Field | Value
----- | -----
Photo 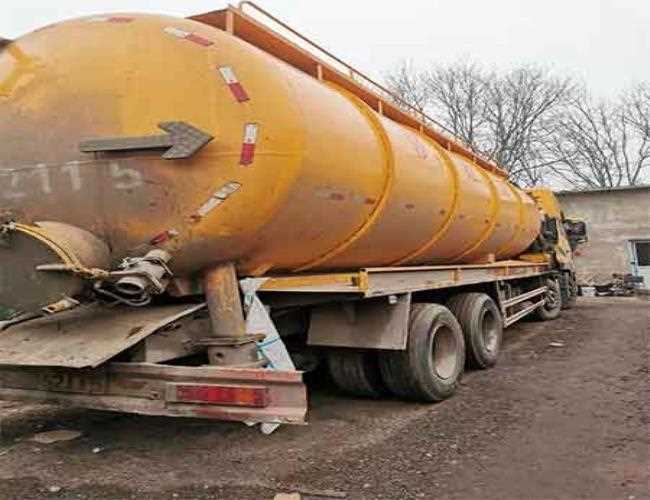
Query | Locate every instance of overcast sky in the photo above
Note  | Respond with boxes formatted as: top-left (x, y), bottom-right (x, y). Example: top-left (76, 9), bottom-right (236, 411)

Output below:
top-left (3, 1), bottom-right (649, 97)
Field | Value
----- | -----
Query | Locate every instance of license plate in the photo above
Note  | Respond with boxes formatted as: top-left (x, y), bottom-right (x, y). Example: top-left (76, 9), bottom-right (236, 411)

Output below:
top-left (39, 369), bottom-right (108, 395)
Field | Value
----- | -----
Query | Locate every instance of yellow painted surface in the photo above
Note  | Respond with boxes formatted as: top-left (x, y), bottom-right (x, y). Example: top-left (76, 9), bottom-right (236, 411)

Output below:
top-left (527, 188), bottom-right (573, 266)
top-left (528, 188), bottom-right (564, 219)
top-left (0, 14), bottom-right (542, 277)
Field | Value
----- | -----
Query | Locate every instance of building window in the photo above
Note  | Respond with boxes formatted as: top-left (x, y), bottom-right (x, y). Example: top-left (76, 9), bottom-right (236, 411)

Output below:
top-left (635, 241), bottom-right (650, 267)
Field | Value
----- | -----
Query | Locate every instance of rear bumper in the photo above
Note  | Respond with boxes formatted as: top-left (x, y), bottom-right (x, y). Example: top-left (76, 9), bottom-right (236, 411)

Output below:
top-left (0, 362), bottom-right (307, 424)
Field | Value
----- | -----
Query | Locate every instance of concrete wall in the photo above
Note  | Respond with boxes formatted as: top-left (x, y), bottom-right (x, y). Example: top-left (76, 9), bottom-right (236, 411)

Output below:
top-left (556, 186), bottom-right (650, 284)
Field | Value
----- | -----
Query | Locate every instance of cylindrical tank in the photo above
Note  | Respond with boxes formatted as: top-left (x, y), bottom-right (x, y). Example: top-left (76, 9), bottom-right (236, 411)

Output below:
top-left (0, 14), bottom-right (540, 278)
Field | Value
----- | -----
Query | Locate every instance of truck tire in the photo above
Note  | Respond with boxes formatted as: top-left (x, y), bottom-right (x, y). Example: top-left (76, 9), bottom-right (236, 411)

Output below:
top-left (327, 350), bottom-right (386, 398)
top-left (379, 303), bottom-right (465, 402)
top-left (447, 293), bottom-right (503, 369)
top-left (533, 278), bottom-right (562, 321)
top-left (561, 273), bottom-right (578, 310)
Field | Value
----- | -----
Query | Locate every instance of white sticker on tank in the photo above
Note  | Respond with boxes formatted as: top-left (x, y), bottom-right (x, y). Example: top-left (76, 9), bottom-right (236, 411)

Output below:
top-left (109, 162), bottom-right (143, 190)
top-left (86, 16), bottom-right (133, 23)
top-left (196, 181), bottom-right (242, 217)
top-left (61, 161), bottom-right (82, 191)
top-left (218, 66), bottom-right (238, 85)
top-left (164, 26), bottom-right (190, 39)
top-left (243, 123), bottom-right (258, 144)
top-left (36, 164), bottom-right (52, 194)
top-left (0, 160), bottom-right (144, 200)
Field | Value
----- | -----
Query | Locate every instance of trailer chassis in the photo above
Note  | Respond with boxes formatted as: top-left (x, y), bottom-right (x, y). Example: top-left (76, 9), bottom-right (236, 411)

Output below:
top-left (0, 260), bottom-right (559, 429)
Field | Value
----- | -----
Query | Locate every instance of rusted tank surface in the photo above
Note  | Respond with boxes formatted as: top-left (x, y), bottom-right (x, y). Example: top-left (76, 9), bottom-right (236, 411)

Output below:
top-left (0, 14), bottom-right (540, 280)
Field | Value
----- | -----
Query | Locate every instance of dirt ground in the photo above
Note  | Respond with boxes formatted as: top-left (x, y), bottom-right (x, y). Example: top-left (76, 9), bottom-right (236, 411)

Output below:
top-left (0, 297), bottom-right (648, 500)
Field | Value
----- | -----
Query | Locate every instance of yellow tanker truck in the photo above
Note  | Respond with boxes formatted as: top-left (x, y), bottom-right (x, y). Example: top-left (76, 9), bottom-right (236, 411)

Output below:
top-left (0, 3), bottom-right (586, 430)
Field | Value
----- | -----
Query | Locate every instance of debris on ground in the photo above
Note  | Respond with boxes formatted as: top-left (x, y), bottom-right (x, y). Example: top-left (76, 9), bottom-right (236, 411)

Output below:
top-left (273, 493), bottom-right (301, 500)
top-left (292, 487), bottom-right (347, 498)
top-left (549, 341), bottom-right (566, 347)
top-left (29, 430), bottom-right (82, 444)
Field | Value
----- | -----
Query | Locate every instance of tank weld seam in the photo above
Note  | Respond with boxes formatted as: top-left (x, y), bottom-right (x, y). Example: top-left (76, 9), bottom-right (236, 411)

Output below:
top-left (389, 135), bottom-right (461, 266)
top-left (236, 61), bottom-right (309, 275)
top-left (292, 82), bottom-right (395, 272)
top-left (447, 163), bottom-right (501, 262)
top-left (494, 182), bottom-right (527, 258)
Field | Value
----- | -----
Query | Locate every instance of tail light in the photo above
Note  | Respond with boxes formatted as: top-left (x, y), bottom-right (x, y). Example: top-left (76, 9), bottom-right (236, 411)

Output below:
top-left (168, 383), bottom-right (269, 407)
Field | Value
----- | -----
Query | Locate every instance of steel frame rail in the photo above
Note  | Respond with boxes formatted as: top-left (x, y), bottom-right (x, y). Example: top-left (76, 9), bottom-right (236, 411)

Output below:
top-left (257, 261), bottom-right (549, 297)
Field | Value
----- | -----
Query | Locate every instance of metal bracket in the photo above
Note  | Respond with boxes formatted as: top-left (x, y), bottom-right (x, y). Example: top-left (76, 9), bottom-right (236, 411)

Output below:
top-left (308, 293), bottom-right (411, 350)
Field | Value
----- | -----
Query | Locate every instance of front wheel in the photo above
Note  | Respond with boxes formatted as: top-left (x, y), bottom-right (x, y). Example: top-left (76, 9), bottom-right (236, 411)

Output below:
top-left (379, 303), bottom-right (465, 402)
top-left (533, 278), bottom-right (563, 321)
top-left (561, 273), bottom-right (578, 310)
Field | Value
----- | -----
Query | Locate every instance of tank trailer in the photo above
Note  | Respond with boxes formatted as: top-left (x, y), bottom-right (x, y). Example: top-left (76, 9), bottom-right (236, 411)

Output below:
top-left (0, 3), bottom-right (586, 431)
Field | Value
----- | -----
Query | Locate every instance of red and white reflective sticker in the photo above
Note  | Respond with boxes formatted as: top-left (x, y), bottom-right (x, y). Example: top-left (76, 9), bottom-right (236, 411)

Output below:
top-left (218, 66), bottom-right (250, 102)
top-left (240, 124), bottom-right (259, 166)
top-left (163, 26), bottom-right (213, 47)
top-left (149, 228), bottom-right (179, 246)
top-left (87, 16), bottom-right (134, 23)
top-left (196, 181), bottom-right (242, 218)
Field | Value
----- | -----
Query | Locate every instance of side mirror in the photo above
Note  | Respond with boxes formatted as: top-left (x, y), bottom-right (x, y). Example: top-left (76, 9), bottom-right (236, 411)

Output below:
top-left (563, 218), bottom-right (588, 250)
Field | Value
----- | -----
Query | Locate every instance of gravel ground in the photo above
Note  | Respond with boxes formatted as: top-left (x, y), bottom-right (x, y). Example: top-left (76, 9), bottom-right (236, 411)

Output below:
top-left (0, 297), bottom-right (648, 500)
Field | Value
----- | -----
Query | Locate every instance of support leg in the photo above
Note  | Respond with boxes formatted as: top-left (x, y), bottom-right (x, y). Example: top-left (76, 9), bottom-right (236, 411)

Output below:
top-left (202, 262), bottom-right (260, 367)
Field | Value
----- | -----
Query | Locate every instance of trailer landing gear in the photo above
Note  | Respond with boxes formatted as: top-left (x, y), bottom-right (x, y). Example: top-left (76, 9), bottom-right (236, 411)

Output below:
top-left (202, 262), bottom-right (261, 367)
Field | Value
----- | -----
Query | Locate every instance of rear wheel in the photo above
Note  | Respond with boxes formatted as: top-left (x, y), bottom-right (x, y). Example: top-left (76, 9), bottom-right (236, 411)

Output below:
top-left (327, 350), bottom-right (386, 398)
top-left (533, 278), bottom-right (562, 321)
top-left (379, 303), bottom-right (465, 402)
top-left (447, 293), bottom-right (503, 369)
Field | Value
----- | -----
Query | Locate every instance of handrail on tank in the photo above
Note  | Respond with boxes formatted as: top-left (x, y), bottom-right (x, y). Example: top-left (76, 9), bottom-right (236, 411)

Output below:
top-left (192, 2), bottom-right (506, 177)
top-left (236, 2), bottom-right (506, 178)
top-left (236, 2), bottom-right (457, 136)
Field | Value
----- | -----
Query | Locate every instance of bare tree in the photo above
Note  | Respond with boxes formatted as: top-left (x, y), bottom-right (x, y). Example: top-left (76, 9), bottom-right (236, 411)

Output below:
top-left (384, 61), bottom-right (430, 114)
top-left (482, 66), bottom-right (575, 185)
top-left (384, 61), bottom-right (576, 186)
top-left (545, 86), bottom-right (650, 188)
top-left (423, 61), bottom-right (491, 150)
top-left (621, 83), bottom-right (650, 184)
